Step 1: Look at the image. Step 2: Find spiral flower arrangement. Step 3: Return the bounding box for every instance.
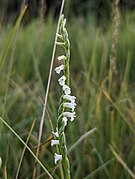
[51,14,76,178]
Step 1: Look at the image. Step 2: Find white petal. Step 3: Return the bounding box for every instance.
[55,42,65,46]
[58,75,66,86]
[63,102,76,112]
[63,117,68,127]
[63,112,76,122]
[55,65,64,74]
[57,55,66,61]
[54,153,62,164]
[51,140,59,146]
[62,85,71,95]
[52,128,59,137]
[63,94,76,103]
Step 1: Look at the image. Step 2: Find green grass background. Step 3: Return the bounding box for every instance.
[0,10,135,178]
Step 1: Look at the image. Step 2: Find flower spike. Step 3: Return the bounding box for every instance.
[58,55,66,61]
[63,112,76,122]
[52,14,76,178]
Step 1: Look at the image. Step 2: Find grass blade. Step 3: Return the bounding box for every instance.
[109,145,135,179]
[0,116,54,179]
[0,4,28,72]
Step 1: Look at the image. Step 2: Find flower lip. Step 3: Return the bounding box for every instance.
[51,140,59,146]
[56,33,62,38]
[62,85,71,95]
[58,75,66,86]
[63,94,76,103]
[54,153,62,164]
[57,55,66,61]
[55,64,64,74]
[63,111,76,122]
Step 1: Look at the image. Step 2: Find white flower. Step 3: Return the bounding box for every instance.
[63,112,76,122]
[63,117,68,127]
[63,102,76,112]
[52,127,59,138]
[57,55,66,61]
[63,94,76,103]
[55,65,64,74]
[58,75,66,86]
[51,140,59,146]
[55,42,65,46]
[56,33,62,38]
[62,85,71,95]
[54,153,62,164]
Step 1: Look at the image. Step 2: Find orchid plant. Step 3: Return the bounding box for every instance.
[51,14,76,179]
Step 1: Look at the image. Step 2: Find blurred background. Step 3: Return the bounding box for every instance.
[0,0,135,23]
[0,0,135,179]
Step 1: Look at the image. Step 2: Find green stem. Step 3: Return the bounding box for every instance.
[56,14,71,179]
[65,56,70,86]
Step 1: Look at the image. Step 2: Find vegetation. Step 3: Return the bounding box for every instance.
[0,2,135,179]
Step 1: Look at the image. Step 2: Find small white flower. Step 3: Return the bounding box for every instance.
[57,55,66,61]
[55,65,64,74]
[51,140,59,146]
[52,127,59,138]
[63,117,68,127]
[63,102,76,112]
[62,85,71,95]
[56,33,62,38]
[63,94,76,103]
[55,42,65,46]
[0,157,2,168]
[54,153,62,164]
[63,111,76,122]
[58,75,66,86]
